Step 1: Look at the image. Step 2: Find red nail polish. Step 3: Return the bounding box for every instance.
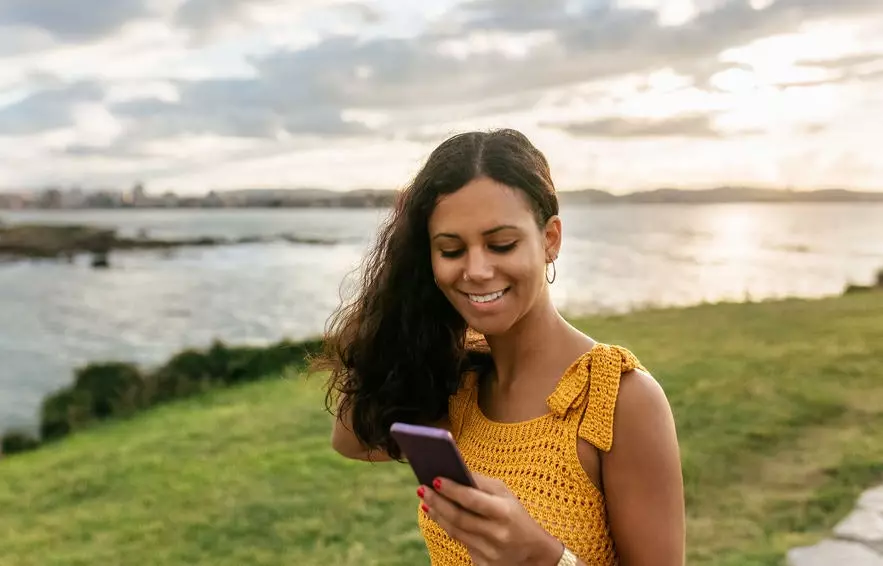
[417,486,425,498]
[433,478,442,490]
[421,503,429,513]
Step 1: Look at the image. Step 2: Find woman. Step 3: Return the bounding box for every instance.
[318,129,685,565]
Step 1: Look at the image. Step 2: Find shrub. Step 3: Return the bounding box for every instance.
[222,339,322,385]
[72,362,145,419]
[39,388,94,442]
[1,430,40,455]
[149,347,225,403]
[6,337,324,458]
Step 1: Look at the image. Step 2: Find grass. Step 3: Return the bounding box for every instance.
[1,292,882,565]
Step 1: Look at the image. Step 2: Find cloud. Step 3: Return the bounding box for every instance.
[8,0,881,149]
[115,98,371,140]
[172,0,346,36]
[797,53,883,70]
[99,30,537,143]
[0,81,103,135]
[334,1,385,24]
[0,27,55,57]
[450,0,883,90]
[546,114,724,138]
[109,68,374,140]
[174,0,243,31]
[454,0,571,32]
[774,51,883,87]
[62,144,139,158]
[0,0,150,42]
[2,0,883,192]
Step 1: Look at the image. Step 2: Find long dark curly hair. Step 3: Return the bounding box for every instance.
[315,128,560,459]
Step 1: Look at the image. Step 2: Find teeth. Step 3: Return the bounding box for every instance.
[468,290,505,303]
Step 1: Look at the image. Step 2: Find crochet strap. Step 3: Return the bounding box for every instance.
[547,343,644,452]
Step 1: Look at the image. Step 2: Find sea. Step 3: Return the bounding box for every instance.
[1,203,882,435]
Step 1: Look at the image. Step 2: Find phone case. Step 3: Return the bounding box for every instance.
[390,422,476,488]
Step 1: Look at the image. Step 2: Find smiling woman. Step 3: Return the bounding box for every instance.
[315,129,685,566]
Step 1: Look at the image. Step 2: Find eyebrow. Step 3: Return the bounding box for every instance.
[432,225,521,241]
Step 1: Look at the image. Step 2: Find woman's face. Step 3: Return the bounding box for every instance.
[428,176,561,337]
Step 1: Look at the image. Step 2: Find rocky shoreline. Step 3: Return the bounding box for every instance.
[0,223,339,266]
[788,484,883,565]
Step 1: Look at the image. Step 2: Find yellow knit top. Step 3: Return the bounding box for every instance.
[417,343,645,565]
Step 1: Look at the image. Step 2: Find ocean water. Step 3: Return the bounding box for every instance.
[1,203,882,435]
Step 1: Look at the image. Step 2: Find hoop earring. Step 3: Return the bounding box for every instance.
[546,260,556,284]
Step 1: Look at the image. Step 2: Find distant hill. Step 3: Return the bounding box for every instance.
[219,186,883,207]
[157,186,883,208]
[6,185,880,211]
[558,186,883,204]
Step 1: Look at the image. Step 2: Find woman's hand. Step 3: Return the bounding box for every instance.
[419,473,564,566]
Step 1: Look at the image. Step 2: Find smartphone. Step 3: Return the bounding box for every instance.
[390,422,477,488]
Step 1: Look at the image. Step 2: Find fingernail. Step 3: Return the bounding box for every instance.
[417,486,425,498]
[433,478,442,490]
[421,503,429,513]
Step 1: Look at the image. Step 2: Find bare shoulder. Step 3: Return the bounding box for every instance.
[617,368,672,420]
[611,367,677,452]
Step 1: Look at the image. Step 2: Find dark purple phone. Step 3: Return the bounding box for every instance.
[390,422,477,488]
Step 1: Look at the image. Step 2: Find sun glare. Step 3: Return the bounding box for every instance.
[705,206,762,259]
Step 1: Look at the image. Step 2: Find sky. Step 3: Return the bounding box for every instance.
[0,0,882,194]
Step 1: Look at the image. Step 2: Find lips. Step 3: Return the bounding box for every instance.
[461,287,510,304]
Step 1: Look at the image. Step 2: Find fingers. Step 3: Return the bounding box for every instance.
[422,492,501,561]
[470,472,509,495]
[422,485,501,540]
[432,476,507,519]
[432,513,497,559]
[419,477,521,565]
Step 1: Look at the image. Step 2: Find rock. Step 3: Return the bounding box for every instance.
[859,486,883,514]
[91,251,110,269]
[834,508,883,553]
[787,539,883,566]
[0,224,116,258]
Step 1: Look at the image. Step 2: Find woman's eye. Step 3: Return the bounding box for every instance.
[489,242,517,253]
[440,249,464,258]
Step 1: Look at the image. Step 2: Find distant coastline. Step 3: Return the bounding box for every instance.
[2,186,883,210]
[558,186,883,205]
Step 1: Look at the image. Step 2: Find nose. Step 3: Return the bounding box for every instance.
[463,248,494,282]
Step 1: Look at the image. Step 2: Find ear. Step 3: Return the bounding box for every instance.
[543,215,562,261]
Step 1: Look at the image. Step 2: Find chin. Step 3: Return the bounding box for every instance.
[463,315,515,338]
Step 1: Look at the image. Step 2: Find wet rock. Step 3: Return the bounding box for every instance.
[787,539,883,566]
[860,486,883,514]
[834,508,883,553]
[91,251,110,269]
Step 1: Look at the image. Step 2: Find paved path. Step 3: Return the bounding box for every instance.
[788,484,883,566]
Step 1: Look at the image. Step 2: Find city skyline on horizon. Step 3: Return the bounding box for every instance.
[1,1,882,194]
[4,182,882,201]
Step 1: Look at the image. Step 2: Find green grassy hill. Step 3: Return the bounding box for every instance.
[2,292,882,566]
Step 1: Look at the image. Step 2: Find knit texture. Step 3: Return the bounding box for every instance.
[418,343,645,565]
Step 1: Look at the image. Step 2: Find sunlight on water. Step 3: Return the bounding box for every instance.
[707,207,762,259]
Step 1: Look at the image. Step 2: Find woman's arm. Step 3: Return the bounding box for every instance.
[330,395,393,461]
[602,369,685,565]
[330,395,453,462]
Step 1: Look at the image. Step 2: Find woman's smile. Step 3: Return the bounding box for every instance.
[461,287,511,309]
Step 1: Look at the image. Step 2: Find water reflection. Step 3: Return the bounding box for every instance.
[1,203,882,433]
